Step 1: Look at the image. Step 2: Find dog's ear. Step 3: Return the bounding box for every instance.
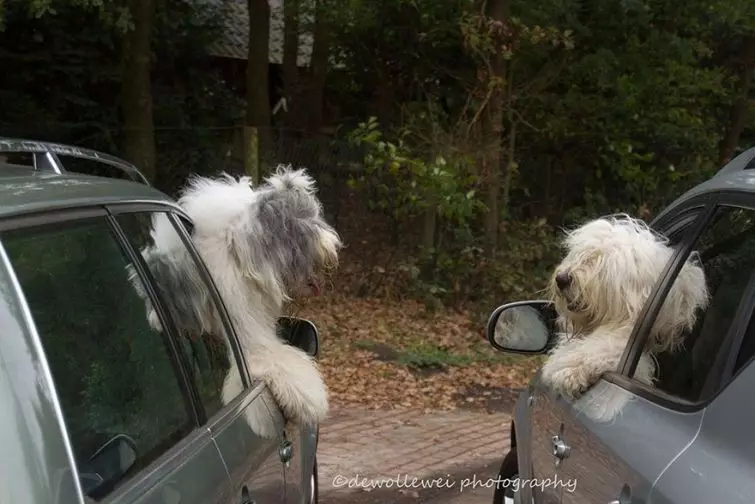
[654,253,709,351]
[230,166,340,301]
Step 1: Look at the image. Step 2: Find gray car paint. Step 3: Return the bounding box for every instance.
[0,244,82,504]
[0,146,316,504]
[210,386,288,503]
[651,361,755,504]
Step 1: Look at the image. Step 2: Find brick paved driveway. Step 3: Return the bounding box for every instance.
[318,407,512,504]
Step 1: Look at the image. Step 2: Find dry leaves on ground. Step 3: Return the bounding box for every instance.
[287,294,543,412]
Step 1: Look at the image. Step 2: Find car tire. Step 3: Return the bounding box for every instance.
[309,457,319,504]
[492,449,518,504]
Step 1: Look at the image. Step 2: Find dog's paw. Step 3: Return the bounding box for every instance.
[543,366,593,400]
[243,392,280,439]
[272,367,329,426]
[260,352,329,426]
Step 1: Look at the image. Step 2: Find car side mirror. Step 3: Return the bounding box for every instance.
[486,300,559,354]
[78,434,137,499]
[277,317,320,357]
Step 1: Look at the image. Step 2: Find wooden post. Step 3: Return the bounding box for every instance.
[244,125,260,184]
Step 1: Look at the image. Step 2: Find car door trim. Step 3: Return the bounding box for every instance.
[619,196,716,376]
[106,424,221,503]
[106,212,205,425]
[0,239,87,504]
[204,382,272,433]
[612,190,755,411]
[106,203,254,388]
[166,212,253,386]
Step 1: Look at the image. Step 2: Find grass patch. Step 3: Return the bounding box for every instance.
[396,343,475,369]
[354,338,537,370]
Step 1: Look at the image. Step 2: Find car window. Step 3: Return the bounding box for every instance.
[634,206,755,403]
[116,211,245,419]
[1,217,194,501]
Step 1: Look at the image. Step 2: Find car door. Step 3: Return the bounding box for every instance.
[646,195,755,504]
[545,198,755,503]
[0,209,234,504]
[652,317,755,504]
[524,202,711,504]
[113,208,289,504]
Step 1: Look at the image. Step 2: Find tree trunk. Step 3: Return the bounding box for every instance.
[718,35,755,167]
[120,0,156,182]
[500,66,516,220]
[482,0,509,257]
[246,0,272,179]
[422,206,437,252]
[306,0,329,132]
[281,0,299,127]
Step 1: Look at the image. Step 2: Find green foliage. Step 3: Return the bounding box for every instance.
[346,116,484,225]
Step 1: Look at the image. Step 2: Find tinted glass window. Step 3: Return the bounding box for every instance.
[116,212,245,418]
[2,217,193,500]
[638,206,755,402]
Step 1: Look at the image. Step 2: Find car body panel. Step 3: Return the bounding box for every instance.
[289,423,318,504]
[651,362,755,504]
[209,386,288,504]
[513,387,536,504]
[0,173,177,219]
[554,379,703,504]
[0,244,82,504]
[108,430,233,504]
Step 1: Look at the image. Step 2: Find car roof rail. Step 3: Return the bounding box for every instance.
[0,137,151,186]
[713,146,755,179]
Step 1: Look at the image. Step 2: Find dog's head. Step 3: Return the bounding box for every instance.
[548,215,708,349]
[178,165,341,311]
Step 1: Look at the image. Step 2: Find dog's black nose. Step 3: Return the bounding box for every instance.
[555,271,572,290]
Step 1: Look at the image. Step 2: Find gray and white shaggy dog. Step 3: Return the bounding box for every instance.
[131,165,341,428]
[541,215,709,400]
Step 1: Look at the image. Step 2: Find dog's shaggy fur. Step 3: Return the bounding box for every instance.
[133,165,341,428]
[541,215,709,399]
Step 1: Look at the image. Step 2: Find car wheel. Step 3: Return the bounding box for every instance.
[309,457,318,504]
[492,449,518,504]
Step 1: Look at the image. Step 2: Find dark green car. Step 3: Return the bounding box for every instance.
[0,138,318,504]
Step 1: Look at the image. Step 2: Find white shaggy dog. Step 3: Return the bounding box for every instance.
[133,165,341,428]
[541,214,709,400]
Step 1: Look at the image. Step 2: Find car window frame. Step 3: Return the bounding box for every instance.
[0,206,214,501]
[104,203,278,433]
[603,190,755,412]
[167,211,253,388]
[106,202,252,388]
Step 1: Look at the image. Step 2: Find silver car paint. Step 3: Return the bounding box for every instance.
[652,360,755,504]
[0,241,82,504]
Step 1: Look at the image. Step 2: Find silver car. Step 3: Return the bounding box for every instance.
[0,138,318,504]
[487,146,755,504]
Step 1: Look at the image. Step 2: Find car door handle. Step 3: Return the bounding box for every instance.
[551,434,571,460]
[240,485,257,504]
[278,438,294,464]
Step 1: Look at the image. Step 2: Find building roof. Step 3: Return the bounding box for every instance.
[205,0,314,66]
